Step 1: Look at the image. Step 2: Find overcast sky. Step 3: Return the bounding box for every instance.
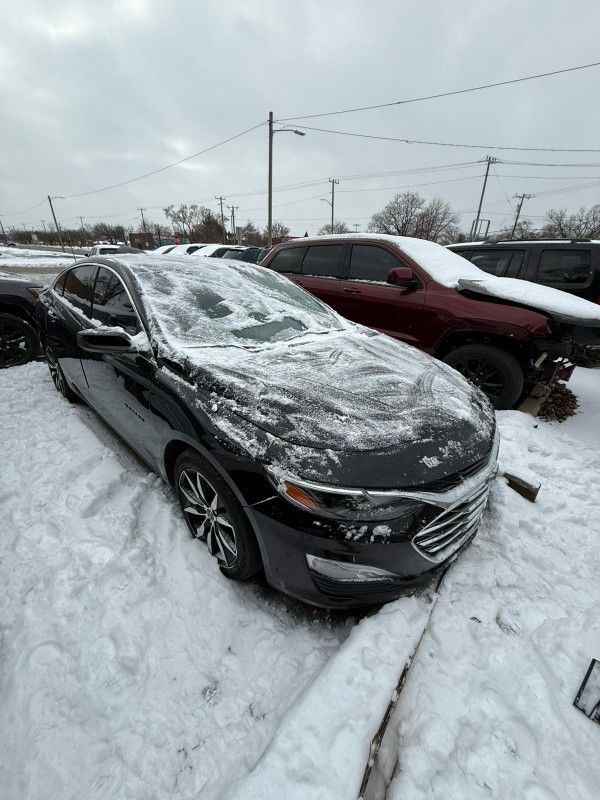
[0,0,599,237]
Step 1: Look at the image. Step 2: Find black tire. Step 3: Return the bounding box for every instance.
[0,313,38,368]
[174,449,262,580]
[45,344,79,402]
[443,344,524,410]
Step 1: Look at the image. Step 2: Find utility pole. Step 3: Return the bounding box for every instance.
[47,195,65,252]
[227,205,238,242]
[216,196,227,243]
[267,111,274,247]
[353,224,360,233]
[328,178,339,233]
[0,218,7,244]
[78,215,86,246]
[509,194,533,239]
[472,156,498,239]
[137,207,147,236]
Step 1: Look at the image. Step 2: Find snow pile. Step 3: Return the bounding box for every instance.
[0,245,76,282]
[295,234,600,326]
[0,363,350,799]
[387,368,600,799]
[224,594,434,800]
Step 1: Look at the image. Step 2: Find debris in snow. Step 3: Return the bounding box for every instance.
[574,659,600,725]
[538,380,579,422]
[420,455,441,468]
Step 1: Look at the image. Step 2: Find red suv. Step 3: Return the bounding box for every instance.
[261,234,600,409]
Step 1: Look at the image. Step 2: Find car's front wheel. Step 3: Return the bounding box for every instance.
[443,344,524,410]
[174,449,262,580]
[0,313,38,368]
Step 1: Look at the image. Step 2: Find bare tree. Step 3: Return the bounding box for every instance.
[541,205,600,239]
[318,221,350,235]
[91,223,126,244]
[493,218,540,241]
[262,221,290,241]
[163,204,203,238]
[368,191,460,243]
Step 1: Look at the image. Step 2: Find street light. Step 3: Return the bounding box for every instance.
[267,112,306,247]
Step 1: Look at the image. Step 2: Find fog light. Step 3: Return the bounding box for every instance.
[305,554,398,583]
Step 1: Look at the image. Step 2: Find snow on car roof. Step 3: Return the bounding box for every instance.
[286,234,600,327]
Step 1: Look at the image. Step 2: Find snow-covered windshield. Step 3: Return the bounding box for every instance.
[123,254,344,348]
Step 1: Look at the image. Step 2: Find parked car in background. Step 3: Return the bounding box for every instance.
[35,253,498,608]
[262,234,600,409]
[153,244,177,255]
[165,243,247,258]
[87,245,145,257]
[447,239,600,302]
[222,246,267,264]
[0,277,41,367]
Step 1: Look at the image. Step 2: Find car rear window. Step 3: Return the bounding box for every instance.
[301,245,343,278]
[269,246,306,274]
[349,245,399,281]
[538,249,592,286]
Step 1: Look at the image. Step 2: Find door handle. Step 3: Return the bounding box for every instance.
[342,287,360,294]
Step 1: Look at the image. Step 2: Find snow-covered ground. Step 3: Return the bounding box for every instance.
[1,362,599,800]
[0,245,77,283]
[0,363,353,799]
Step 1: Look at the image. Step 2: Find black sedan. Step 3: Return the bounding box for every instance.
[36,254,498,608]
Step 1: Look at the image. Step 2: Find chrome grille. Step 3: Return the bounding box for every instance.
[411,476,493,563]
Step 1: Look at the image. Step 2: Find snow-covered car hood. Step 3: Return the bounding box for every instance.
[175,328,496,487]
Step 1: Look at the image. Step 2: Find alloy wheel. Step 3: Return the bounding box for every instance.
[451,356,505,400]
[46,346,66,395]
[0,320,34,368]
[178,468,238,568]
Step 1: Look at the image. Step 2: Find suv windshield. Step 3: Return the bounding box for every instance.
[129,257,343,349]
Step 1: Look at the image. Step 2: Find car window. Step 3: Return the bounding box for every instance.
[62,265,97,315]
[469,250,516,277]
[92,267,140,334]
[269,246,306,274]
[505,251,526,278]
[301,245,344,278]
[53,272,67,296]
[187,245,204,254]
[349,245,399,281]
[538,249,592,286]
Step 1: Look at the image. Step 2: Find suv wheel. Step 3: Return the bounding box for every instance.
[45,345,79,402]
[0,313,38,368]
[174,449,262,580]
[443,344,524,410]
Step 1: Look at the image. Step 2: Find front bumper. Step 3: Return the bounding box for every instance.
[246,431,499,608]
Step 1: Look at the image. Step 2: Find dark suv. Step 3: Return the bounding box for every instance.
[447,240,600,302]
[261,235,600,409]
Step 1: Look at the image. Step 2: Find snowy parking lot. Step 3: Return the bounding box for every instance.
[1,362,599,799]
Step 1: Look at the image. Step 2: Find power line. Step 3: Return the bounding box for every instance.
[57,121,266,200]
[0,198,47,216]
[277,61,600,122]
[289,123,600,153]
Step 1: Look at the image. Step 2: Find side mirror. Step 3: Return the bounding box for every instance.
[387,267,419,289]
[77,328,133,354]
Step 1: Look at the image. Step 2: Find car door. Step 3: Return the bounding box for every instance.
[292,243,346,310]
[46,264,98,392]
[338,243,425,345]
[79,266,157,464]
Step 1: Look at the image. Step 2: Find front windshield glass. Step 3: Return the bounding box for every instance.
[128,256,344,348]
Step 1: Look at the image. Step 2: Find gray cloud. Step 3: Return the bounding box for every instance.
[0,0,599,236]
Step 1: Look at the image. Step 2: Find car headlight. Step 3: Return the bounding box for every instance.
[265,469,423,521]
